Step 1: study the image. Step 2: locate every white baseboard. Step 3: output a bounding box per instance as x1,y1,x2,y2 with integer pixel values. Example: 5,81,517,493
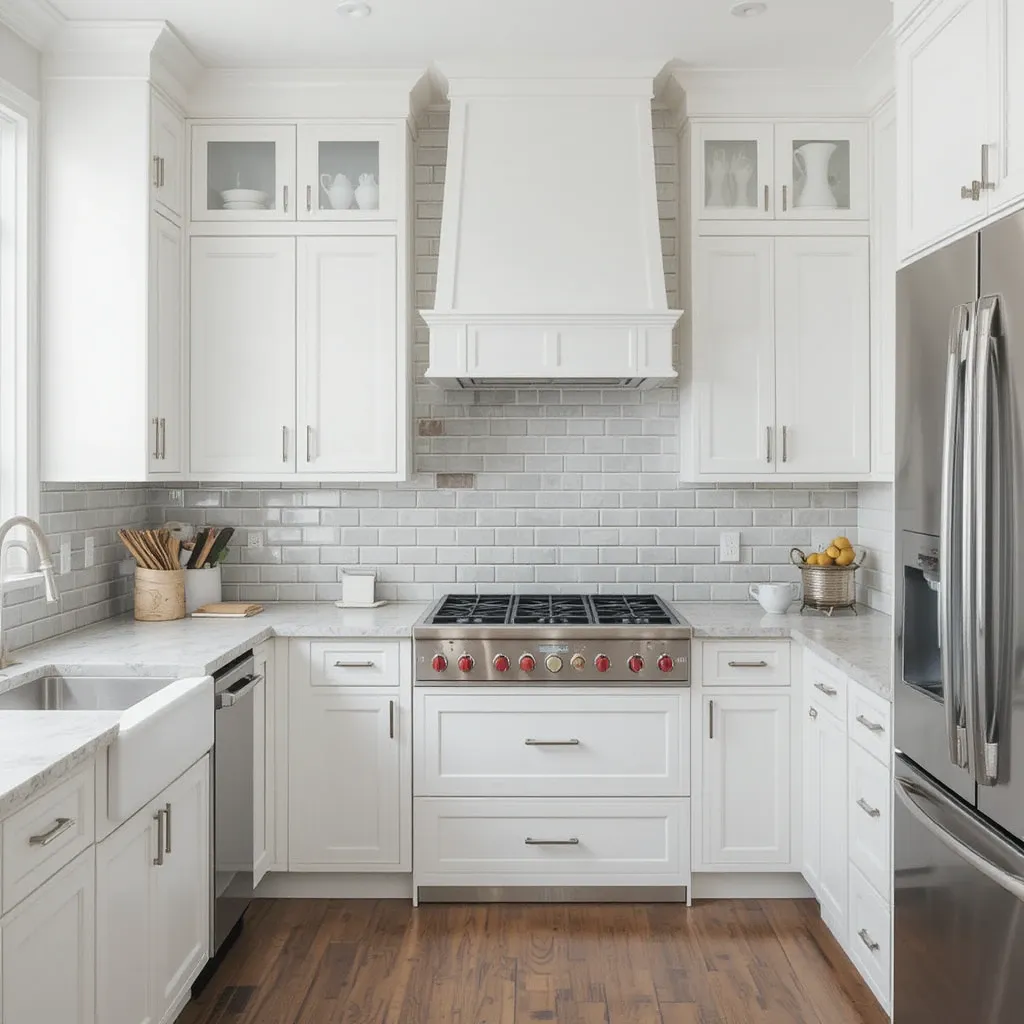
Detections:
691,872,814,900
251,871,414,899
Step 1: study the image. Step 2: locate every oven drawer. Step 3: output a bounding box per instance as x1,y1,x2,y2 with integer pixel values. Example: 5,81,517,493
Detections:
414,691,689,797
414,797,689,886
702,642,791,687
308,641,399,688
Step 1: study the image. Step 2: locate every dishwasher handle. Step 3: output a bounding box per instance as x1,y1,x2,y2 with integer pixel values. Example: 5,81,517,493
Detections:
215,673,262,710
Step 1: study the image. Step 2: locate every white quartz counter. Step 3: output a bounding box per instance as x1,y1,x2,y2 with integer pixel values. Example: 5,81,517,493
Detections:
674,602,893,701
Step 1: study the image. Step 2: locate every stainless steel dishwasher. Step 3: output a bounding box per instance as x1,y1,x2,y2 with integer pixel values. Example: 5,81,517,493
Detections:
211,652,261,955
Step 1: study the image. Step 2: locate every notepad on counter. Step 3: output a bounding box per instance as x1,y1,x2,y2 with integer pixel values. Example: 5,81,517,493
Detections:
191,602,265,618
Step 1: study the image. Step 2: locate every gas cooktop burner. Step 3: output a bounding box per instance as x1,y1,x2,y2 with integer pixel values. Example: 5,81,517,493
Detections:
590,594,674,626
429,594,513,625
425,593,682,629
512,595,592,625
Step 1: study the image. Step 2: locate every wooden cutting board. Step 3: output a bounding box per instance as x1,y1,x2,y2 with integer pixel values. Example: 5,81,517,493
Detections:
191,602,264,618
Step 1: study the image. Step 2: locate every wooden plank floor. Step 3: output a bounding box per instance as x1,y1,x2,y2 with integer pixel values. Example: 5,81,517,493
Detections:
180,899,887,1024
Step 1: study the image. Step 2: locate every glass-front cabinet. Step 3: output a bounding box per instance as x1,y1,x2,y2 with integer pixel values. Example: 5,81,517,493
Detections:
297,124,398,221
691,120,869,223
191,125,297,221
694,123,775,220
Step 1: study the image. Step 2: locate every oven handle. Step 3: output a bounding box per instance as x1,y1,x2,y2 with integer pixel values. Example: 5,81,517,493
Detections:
215,673,262,710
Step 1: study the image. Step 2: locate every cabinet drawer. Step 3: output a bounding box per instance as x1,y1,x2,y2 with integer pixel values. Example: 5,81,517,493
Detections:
415,692,688,798
849,743,890,897
702,642,791,686
848,684,891,764
414,797,688,886
848,863,891,1008
309,641,399,687
2,764,95,913
803,651,847,719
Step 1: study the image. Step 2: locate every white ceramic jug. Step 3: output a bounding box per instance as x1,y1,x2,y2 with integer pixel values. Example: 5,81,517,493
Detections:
749,582,801,614
355,173,379,211
793,142,839,209
320,172,354,210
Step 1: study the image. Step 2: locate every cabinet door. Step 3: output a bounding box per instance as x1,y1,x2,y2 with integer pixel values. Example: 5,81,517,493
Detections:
289,690,401,868
152,757,210,1017
897,0,991,256
1,849,95,1024
148,212,183,474
297,237,399,476
692,123,775,220
801,701,822,895
191,124,297,221
774,236,870,475
702,694,791,865
297,123,400,221
774,122,869,220
150,91,183,221
190,236,296,475
253,644,271,888
990,0,1024,215
96,805,158,1024
692,237,775,475
816,708,849,936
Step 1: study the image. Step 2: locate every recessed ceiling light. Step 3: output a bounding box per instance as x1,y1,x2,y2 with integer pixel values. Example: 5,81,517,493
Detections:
336,0,372,18
731,0,768,16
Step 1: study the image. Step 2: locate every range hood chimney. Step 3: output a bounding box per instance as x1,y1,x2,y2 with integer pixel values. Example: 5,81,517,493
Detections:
422,64,682,389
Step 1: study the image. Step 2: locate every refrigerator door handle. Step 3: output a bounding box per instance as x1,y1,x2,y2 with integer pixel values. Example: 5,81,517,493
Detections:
895,770,1024,902
939,304,972,769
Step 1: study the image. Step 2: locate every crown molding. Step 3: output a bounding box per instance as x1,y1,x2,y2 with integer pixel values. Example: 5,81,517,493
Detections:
0,0,64,50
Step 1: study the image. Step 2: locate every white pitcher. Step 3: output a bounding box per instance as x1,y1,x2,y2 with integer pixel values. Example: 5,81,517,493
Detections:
749,582,801,614
320,172,354,210
354,173,379,211
793,142,839,209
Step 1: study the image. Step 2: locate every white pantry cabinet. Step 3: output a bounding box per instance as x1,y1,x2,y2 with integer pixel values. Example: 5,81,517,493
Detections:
1,849,96,1024
685,235,870,480
148,212,184,474
150,91,184,223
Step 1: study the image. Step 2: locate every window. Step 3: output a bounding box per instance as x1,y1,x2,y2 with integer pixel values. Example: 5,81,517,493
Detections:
0,81,38,578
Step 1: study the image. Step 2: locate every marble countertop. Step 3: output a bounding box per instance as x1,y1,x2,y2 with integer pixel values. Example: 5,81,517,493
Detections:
675,602,893,700
0,712,120,819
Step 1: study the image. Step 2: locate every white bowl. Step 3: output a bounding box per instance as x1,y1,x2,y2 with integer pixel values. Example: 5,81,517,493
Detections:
220,188,268,205
223,201,267,210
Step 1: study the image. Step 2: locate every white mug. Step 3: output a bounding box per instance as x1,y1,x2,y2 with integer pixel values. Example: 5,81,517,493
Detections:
748,582,800,614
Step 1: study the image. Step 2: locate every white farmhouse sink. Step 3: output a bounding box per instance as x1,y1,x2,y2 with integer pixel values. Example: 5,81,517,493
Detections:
0,673,214,821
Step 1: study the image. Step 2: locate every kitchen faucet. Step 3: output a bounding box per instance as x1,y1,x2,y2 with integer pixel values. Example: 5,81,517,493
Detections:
0,516,59,669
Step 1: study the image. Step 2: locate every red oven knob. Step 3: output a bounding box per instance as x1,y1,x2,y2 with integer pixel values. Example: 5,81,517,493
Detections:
658,654,674,673
594,654,611,673
431,654,448,673
493,654,511,673
519,653,537,673
628,654,645,674
457,654,474,673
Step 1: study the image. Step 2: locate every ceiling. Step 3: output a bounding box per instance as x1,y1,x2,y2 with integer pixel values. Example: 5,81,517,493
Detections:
45,0,892,71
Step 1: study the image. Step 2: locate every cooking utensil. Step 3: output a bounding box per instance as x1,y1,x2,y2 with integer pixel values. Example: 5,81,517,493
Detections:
195,529,218,570
201,527,234,568
187,529,209,570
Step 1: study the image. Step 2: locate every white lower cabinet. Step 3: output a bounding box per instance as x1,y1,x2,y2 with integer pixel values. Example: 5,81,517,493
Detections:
252,641,272,888
848,863,892,1008
0,848,96,1024
96,756,210,1024
701,692,793,866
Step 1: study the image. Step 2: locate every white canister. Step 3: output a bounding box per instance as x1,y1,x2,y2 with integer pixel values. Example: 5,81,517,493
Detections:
185,565,223,614
341,571,376,606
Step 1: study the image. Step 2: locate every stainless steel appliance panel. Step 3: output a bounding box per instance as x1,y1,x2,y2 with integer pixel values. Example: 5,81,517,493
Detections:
895,754,1024,1023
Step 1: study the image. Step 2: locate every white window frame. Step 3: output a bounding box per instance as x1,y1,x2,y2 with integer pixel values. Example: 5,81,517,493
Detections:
0,77,40,586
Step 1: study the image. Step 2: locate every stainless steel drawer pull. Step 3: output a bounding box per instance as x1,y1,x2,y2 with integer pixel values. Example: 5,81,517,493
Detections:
764,184,769,212
389,699,395,740
857,797,881,819
524,738,580,746
728,660,768,668
782,184,788,211
306,184,312,212
525,837,580,846
153,809,166,866
334,660,376,668
152,418,160,459
782,425,789,462
856,714,884,733
283,185,289,212
282,425,288,463
814,682,838,697
159,418,166,460
29,817,74,847
766,425,772,464
858,928,880,952
709,698,714,740
165,802,172,853
152,155,161,188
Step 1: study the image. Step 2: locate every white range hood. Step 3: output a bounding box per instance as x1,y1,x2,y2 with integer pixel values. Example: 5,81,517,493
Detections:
422,65,682,389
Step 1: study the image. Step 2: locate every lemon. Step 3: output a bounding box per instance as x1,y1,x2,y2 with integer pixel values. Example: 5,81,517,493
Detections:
833,536,852,551
836,549,855,566
818,554,835,567
826,545,841,560
806,553,819,566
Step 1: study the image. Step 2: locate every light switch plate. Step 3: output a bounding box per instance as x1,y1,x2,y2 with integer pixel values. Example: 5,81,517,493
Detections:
247,531,264,549
720,531,741,563
60,537,71,575
84,536,95,568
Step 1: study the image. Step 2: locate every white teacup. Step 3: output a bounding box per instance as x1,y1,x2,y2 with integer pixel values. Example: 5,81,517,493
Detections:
749,582,800,614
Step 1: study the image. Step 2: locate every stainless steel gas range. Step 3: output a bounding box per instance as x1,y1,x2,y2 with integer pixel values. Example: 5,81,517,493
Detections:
413,594,691,685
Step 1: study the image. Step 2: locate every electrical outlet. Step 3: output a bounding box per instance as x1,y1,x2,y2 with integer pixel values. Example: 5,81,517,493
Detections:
247,531,264,549
84,536,95,568
720,531,741,564
60,536,71,575
169,489,184,505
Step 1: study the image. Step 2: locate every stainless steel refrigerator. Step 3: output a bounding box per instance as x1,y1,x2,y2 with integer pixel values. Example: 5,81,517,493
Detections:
895,209,1024,1022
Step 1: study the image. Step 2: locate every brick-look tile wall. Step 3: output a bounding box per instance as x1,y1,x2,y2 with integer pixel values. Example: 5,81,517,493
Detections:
146,104,872,606
857,482,894,614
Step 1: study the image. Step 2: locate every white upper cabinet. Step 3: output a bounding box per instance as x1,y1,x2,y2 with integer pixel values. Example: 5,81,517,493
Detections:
297,123,399,221
150,91,184,222
191,124,297,221
775,122,869,221
694,123,776,220
190,236,297,475
297,237,400,476
774,236,871,475
692,236,775,475
990,0,1024,215
148,212,184,475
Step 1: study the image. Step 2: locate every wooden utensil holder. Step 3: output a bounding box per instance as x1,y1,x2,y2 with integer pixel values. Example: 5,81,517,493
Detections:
134,567,186,622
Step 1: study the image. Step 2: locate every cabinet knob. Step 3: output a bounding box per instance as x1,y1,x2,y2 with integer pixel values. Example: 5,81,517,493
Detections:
808,706,818,720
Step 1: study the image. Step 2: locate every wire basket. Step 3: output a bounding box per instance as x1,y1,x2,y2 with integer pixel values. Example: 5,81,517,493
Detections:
789,547,860,612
